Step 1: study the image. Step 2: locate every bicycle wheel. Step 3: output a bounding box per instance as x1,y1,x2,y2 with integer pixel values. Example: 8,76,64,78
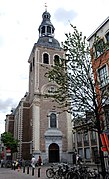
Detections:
46,168,54,178
81,173,89,179
67,172,80,179
105,173,109,179
55,170,63,179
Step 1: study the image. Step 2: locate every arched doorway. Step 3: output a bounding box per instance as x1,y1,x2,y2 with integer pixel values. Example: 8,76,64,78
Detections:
49,143,59,163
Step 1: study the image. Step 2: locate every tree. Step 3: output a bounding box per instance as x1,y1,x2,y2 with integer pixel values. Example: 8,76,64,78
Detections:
45,25,109,178
1,132,19,159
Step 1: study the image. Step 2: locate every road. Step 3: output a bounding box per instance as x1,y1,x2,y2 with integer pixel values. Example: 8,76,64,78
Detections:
0,166,48,179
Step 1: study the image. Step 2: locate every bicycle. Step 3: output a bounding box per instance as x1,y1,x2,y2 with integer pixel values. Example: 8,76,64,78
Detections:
105,171,109,179
46,163,70,179
46,164,58,178
55,163,70,179
66,164,100,179
66,165,80,179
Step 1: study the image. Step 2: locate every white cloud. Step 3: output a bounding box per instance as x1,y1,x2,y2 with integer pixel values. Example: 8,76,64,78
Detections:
0,98,16,113
54,8,77,25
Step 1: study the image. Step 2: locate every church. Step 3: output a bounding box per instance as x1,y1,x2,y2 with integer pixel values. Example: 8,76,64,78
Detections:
5,8,73,164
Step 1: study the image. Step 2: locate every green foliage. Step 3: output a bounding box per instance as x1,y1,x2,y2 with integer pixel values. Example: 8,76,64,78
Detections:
45,24,109,133
1,132,19,153
45,24,108,176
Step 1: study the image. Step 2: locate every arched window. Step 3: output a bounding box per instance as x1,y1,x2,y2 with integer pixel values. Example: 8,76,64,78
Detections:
47,26,51,34
30,63,32,72
54,55,60,65
43,53,49,64
41,26,45,34
50,113,57,128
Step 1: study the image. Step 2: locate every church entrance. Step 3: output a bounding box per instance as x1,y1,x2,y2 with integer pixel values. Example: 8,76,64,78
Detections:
49,143,59,163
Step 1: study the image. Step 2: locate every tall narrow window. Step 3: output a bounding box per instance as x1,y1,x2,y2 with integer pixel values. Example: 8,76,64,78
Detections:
43,53,49,64
41,26,45,34
77,133,82,142
30,63,32,72
84,148,90,159
92,147,99,163
105,32,109,49
90,131,96,140
54,55,60,65
83,133,89,141
104,109,109,128
98,65,108,87
105,32,109,42
90,131,97,145
83,132,89,146
50,113,57,128
95,39,104,58
33,57,35,67
47,26,51,34
78,148,83,158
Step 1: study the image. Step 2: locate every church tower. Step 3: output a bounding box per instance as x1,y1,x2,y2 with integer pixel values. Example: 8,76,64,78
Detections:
28,8,73,163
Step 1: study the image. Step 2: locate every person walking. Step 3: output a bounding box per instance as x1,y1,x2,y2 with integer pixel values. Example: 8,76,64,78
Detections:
37,155,42,166
31,155,36,168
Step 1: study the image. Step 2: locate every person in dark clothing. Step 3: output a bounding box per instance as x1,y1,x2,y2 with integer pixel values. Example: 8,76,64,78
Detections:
37,156,42,166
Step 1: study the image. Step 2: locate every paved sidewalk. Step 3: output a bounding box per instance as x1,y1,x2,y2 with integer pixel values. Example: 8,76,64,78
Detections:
0,166,48,179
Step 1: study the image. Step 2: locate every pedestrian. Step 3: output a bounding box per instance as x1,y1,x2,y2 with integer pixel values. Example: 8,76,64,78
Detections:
37,155,42,166
1,159,4,168
31,155,36,168
76,154,83,165
22,159,25,167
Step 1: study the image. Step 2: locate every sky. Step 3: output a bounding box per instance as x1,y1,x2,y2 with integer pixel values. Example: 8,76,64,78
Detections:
0,0,109,134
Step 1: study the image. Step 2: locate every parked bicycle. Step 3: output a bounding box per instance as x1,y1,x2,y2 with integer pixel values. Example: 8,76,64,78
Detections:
66,164,100,179
46,163,70,179
46,163,101,179
55,163,70,179
46,164,58,178
105,168,109,179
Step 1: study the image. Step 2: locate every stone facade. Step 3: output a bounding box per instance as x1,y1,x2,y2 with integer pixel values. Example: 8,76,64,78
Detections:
27,10,73,163
5,114,14,135
5,9,73,163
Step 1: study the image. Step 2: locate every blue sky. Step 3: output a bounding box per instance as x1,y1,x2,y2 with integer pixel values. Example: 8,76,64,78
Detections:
0,0,109,133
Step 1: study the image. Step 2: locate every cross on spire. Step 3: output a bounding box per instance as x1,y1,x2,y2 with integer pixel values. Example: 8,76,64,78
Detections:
45,2,47,11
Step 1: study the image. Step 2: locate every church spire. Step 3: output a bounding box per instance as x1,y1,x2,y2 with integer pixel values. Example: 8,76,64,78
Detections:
37,7,60,49
38,6,55,38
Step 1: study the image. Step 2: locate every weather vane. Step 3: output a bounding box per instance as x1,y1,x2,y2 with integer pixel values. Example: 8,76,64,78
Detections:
45,2,47,11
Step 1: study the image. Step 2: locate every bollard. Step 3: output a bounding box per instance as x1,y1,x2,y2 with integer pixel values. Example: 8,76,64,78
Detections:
11,164,13,170
18,166,20,172
23,166,25,173
14,164,16,170
38,167,41,177
32,167,34,176
27,166,29,174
